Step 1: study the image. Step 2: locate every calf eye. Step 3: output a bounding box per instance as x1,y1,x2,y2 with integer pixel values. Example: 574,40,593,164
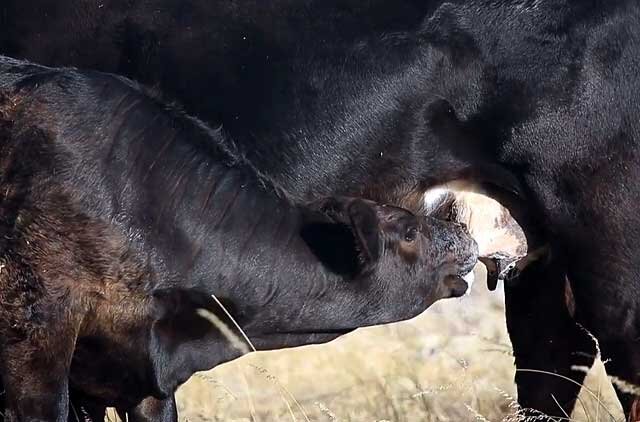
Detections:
404,227,418,242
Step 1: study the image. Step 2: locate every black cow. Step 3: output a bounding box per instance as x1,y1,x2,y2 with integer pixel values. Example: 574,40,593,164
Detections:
3,0,640,419
0,56,478,421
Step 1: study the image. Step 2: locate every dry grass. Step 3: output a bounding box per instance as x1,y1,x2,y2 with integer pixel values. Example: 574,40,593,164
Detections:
169,264,624,422
103,192,625,421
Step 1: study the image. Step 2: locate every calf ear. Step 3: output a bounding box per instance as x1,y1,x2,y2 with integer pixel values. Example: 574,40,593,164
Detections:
344,199,381,263
311,197,382,265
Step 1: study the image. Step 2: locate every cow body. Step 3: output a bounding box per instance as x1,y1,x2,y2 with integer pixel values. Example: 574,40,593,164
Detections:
0,0,486,209
3,0,640,418
0,57,478,421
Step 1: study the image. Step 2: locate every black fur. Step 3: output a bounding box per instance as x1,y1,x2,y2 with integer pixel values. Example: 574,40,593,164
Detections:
0,57,478,421
3,0,640,418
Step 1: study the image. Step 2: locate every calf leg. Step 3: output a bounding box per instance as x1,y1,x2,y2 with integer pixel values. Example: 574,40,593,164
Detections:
118,396,177,422
67,391,106,422
71,404,106,422
505,257,596,419
0,328,77,422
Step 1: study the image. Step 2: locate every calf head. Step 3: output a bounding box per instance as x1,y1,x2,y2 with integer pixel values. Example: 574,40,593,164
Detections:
146,197,478,397
314,197,479,310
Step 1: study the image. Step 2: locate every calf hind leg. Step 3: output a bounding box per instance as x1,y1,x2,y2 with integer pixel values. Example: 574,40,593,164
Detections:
67,391,107,422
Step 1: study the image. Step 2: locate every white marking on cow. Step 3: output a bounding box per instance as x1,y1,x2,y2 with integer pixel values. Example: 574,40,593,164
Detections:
422,186,452,212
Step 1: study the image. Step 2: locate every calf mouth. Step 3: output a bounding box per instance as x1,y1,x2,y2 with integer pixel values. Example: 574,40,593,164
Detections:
443,272,474,297
441,254,478,297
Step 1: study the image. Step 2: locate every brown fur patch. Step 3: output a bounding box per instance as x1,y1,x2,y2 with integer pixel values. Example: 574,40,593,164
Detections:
397,184,429,213
0,120,163,410
362,181,426,214
396,241,420,264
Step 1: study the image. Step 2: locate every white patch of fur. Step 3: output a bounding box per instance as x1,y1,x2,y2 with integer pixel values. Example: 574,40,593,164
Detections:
422,186,452,212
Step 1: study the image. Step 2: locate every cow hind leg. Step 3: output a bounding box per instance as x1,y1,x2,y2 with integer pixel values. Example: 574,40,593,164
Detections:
600,342,640,421
505,257,596,419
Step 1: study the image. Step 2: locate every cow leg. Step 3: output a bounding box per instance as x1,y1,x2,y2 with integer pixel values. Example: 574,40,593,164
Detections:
119,396,178,422
0,329,76,422
505,257,596,419
72,404,106,422
600,341,640,420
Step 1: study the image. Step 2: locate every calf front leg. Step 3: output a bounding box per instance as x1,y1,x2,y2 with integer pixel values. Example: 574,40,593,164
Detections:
0,324,77,422
67,391,106,422
505,257,596,419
